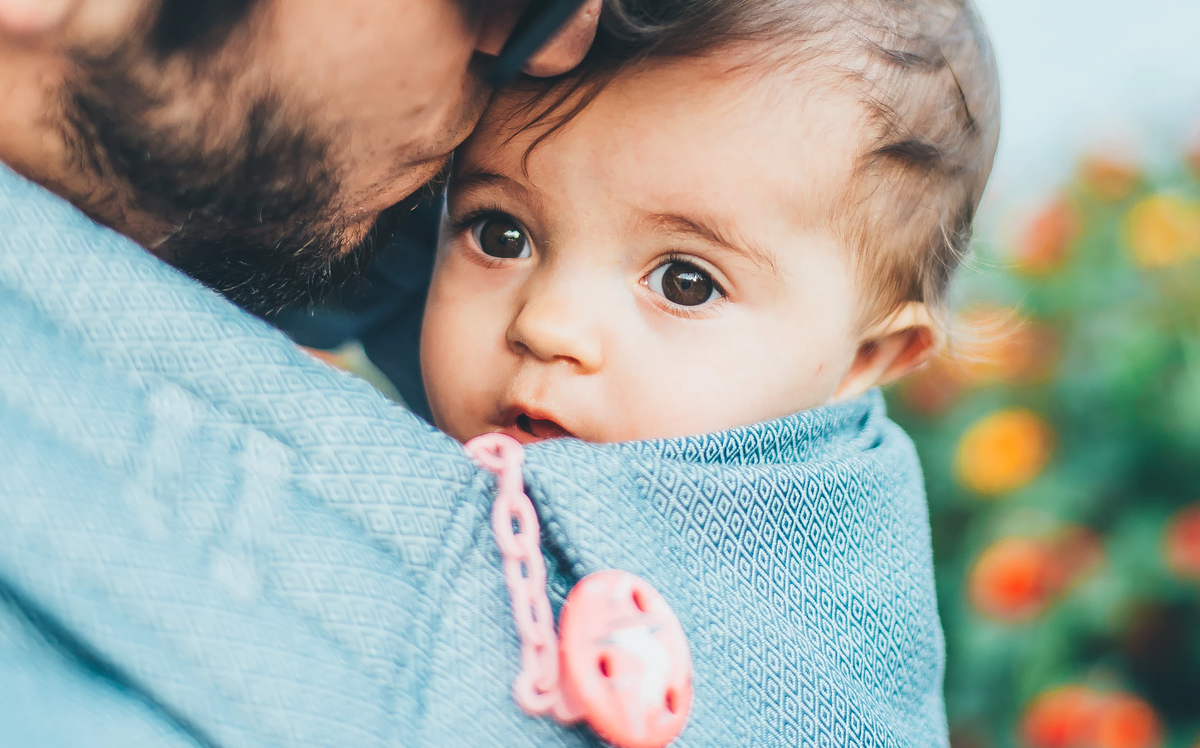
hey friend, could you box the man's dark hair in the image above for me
[150,0,260,56]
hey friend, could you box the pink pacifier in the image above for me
[466,434,693,748]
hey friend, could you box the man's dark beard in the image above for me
[61,48,434,315]
[163,194,419,315]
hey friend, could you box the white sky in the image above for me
[971,0,1200,222]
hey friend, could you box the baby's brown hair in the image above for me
[516,0,1000,329]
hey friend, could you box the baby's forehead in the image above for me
[459,52,871,217]
[447,54,880,318]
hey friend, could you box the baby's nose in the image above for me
[506,277,604,372]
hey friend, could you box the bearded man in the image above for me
[0,1,955,746]
[0,1,607,744]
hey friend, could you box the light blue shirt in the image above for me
[0,162,948,747]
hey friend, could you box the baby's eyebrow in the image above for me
[452,169,541,208]
[453,170,510,191]
[644,212,780,277]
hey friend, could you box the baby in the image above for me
[415,0,999,744]
[421,0,998,447]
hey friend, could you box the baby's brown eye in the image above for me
[647,260,721,307]
[472,216,531,259]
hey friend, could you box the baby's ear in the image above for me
[831,302,942,402]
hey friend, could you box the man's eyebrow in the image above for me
[645,212,781,276]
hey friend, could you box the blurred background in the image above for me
[278,1,1200,745]
[888,1,1200,746]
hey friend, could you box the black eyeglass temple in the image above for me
[486,0,591,88]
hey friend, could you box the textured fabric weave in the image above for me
[0,162,948,747]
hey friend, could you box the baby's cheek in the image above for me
[421,273,493,438]
[624,322,844,437]
[607,343,751,439]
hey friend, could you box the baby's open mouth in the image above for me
[514,412,573,441]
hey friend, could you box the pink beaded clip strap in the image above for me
[466,434,693,748]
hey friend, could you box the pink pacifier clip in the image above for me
[466,433,693,748]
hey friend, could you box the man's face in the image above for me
[47,0,598,312]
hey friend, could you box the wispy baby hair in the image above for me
[521,0,1001,328]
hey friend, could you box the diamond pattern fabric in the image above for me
[0,162,948,747]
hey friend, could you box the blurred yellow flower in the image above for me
[956,409,1054,495]
[1123,194,1200,268]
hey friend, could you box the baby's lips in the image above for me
[498,409,576,443]
[526,416,572,440]
[498,425,545,445]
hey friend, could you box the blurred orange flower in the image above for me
[1123,194,1200,269]
[1021,686,1105,748]
[968,526,1103,623]
[954,308,1060,387]
[969,536,1058,622]
[1165,503,1200,581]
[1021,688,1162,748]
[956,409,1054,496]
[1094,694,1163,748]
[1016,199,1080,275]
[1079,156,1141,203]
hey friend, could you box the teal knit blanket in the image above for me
[0,163,948,747]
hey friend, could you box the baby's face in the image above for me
[421,53,871,444]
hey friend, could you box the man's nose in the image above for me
[505,272,604,372]
[474,0,601,78]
